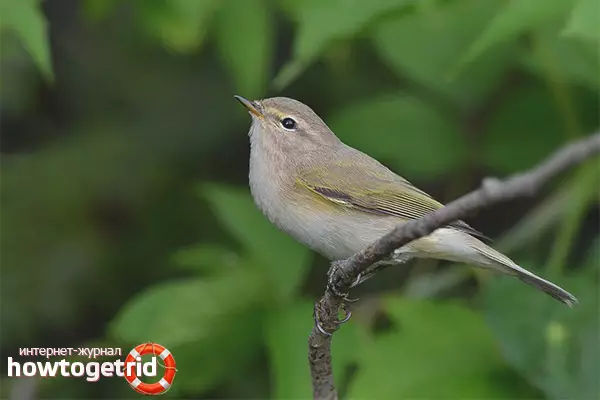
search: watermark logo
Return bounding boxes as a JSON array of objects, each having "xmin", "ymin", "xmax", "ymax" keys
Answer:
[
  {"xmin": 124, "ymin": 343, "xmax": 177, "ymax": 396},
  {"xmin": 7, "ymin": 343, "xmax": 177, "ymax": 396}
]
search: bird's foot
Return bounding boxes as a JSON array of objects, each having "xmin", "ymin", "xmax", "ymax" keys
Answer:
[
  {"xmin": 326, "ymin": 261, "xmax": 349, "ymax": 297},
  {"xmin": 327, "ymin": 261, "xmax": 361, "ymax": 302},
  {"xmin": 313, "ymin": 301, "xmax": 352, "ymax": 337},
  {"xmin": 350, "ymin": 262, "xmax": 389, "ymax": 287},
  {"xmin": 343, "ymin": 274, "xmax": 362, "ymax": 303},
  {"xmin": 350, "ymin": 256, "xmax": 412, "ymax": 287}
]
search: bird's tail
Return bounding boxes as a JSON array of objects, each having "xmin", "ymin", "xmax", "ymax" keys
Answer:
[{"xmin": 473, "ymin": 243, "xmax": 578, "ymax": 307}]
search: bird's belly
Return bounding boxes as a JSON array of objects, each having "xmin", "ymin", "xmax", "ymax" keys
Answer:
[
  {"xmin": 274, "ymin": 202, "xmax": 482, "ymax": 264},
  {"xmin": 277, "ymin": 205, "xmax": 397, "ymax": 261},
  {"xmin": 249, "ymin": 165, "xmax": 402, "ymax": 260}
]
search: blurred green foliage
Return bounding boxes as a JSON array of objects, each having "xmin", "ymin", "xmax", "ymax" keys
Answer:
[{"xmin": 1, "ymin": 0, "xmax": 598, "ymax": 399}]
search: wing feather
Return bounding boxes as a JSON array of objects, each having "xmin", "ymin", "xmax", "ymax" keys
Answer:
[{"xmin": 297, "ymin": 162, "xmax": 487, "ymax": 240}]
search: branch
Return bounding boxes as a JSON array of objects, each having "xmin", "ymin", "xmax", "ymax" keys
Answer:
[{"xmin": 308, "ymin": 132, "xmax": 600, "ymax": 400}]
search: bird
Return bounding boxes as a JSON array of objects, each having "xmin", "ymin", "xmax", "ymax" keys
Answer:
[{"xmin": 234, "ymin": 95, "xmax": 578, "ymax": 307}]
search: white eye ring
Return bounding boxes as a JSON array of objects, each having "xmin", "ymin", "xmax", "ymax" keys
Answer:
[{"xmin": 281, "ymin": 117, "xmax": 297, "ymax": 131}]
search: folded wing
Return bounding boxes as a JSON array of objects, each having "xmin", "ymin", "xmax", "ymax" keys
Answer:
[{"xmin": 297, "ymin": 161, "xmax": 486, "ymax": 240}]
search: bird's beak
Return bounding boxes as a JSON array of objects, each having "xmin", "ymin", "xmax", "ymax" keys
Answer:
[{"xmin": 234, "ymin": 95, "xmax": 264, "ymax": 119}]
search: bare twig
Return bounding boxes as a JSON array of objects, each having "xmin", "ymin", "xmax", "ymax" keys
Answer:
[{"xmin": 309, "ymin": 132, "xmax": 600, "ymax": 400}]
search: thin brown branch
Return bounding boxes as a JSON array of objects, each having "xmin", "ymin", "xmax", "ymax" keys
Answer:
[{"xmin": 309, "ymin": 132, "xmax": 600, "ymax": 400}]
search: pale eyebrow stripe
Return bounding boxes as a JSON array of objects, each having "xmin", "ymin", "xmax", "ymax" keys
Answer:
[{"xmin": 264, "ymin": 108, "xmax": 318, "ymax": 142}]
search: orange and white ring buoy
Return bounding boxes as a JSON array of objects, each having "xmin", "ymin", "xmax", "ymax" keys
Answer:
[{"xmin": 124, "ymin": 343, "xmax": 176, "ymax": 395}]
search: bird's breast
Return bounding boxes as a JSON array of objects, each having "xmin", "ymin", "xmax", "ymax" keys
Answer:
[{"xmin": 249, "ymin": 156, "xmax": 394, "ymax": 260}]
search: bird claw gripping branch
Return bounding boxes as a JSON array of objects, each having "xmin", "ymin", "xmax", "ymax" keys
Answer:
[
  {"xmin": 326, "ymin": 261, "xmax": 361, "ymax": 300},
  {"xmin": 311, "ymin": 262, "xmax": 360, "ymax": 336},
  {"xmin": 313, "ymin": 301, "xmax": 352, "ymax": 337}
]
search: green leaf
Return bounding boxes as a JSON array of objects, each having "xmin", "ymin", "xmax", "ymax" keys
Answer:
[
  {"xmin": 82, "ymin": 0, "xmax": 119, "ymax": 22},
  {"xmin": 273, "ymin": 0, "xmax": 414, "ymax": 89},
  {"xmin": 215, "ymin": 0, "xmax": 273, "ymax": 98},
  {"xmin": 166, "ymin": 310, "xmax": 263, "ymax": 396},
  {"xmin": 275, "ymin": 0, "xmax": 305, "ymax": 20},
  {"xmin": 482, "ymin": 86, "xmax": 565, "ymax": 173},
  {"xmin": 0, "ymin": 0, "xmax": 52, "ymax": 80},
  {"xmin": 521, "ymin": 30, "xmax": 599, "ymax": 91},
  {"xmin": 264, "ymin": 302, "xmax": 312, "ymax": 399},
  {"xmin": 459, "ymin": 0, "xmax": 574, "ymax": 68},
  {"xmin": 111, "ymin": 270, "xmax": 265, "ymax": 347},
  {"xmin": 546, "ymin": 162, "xmax": 599, "ymax": 275},
  {"xmin": 328, "ymin": 94, "xmax": 466, "ymax": 179},
  {"xmin": 484, "ymin": 267, "xmax": 599, "ymax": 399},
  {"xmin": 373, "ymin": 0, "xmax": 516, "ymax": 104},
  {"xmin": 202, "ymin": 185, "xmax": 311, "ymax": 303},
  {"xmin": 136, "ymin": 0, "xmax": 220, "ymax": 52},
  {"xmin": 497, "ymin": 158, "xmax": 599, "ymax": 253},
  {"xmin": 563, "ymin": 0, "xmax": 599, "ymax": 42},
  {"xmin": 265, "ymin": 301, "xmax": 359, "ymax": 399},
  {"xmin": 583, "ymin": 236, "xmax": 600, "ymax": 269},
  {"xmin": 0, "ymin": 34, "xmax": 40, "ymax": 115},
  {"xmin": 347, "ymin": 298, "xmax": 523, "ymax": 398},
  {"xmin": 497, "ymin": 183, "xmax": 571, "ymax": 253},
  {"xmin": 172, "ymin": 243, "xmax": 241, "ymax": 274}
]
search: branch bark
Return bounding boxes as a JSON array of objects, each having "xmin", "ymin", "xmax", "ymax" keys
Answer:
[{"xmin": 309, "ymin": 132, "xmax": 600, "ymax": 400}]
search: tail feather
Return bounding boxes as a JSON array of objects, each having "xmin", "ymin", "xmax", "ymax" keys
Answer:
[
  {"xmin": 473, "ymin": 244, "xmax": 578, "ymax": 307},
  {"xmin": 517, "ymin": 272, "xmax": 578, "ymax": 307}
]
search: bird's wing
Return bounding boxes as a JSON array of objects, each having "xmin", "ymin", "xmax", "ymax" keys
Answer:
[{"xmin": 297, "ymin": 161, "xmax": 487, "ymax": 240}]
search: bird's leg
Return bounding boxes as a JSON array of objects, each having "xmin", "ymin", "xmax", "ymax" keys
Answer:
[
  {"xmin": 324, "ymin": 261, "xmax": 358, "ymax": 324},
  {"xmin": 326, "ymin": 260, "xmax": 351, "ymax": 298},
  {"xmin": 326, "ymin": 262, "xmax": 360, "ymax": 302},
  {"xmin": 350, "ymin": 254, "xmax": 413, "ymax": 288},
  {"xmin": 313, "ymin": 303, "xmax": 333, "ymax": 336},
  {"xmin": 322, "ymin": 255, "xmax": 412, "ymax": 331},
  {"xmin": 349, "ymin": 261, "xmax": 389, "ymax": 287},
  {"xmin": 313, "ymin": 300, "xmax": 352, "ymax": 337}
]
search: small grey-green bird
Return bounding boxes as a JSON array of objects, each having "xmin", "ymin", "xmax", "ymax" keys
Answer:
[{"xmin": 234, "ymin": 95, "xmax": 577, "ymax": 307}]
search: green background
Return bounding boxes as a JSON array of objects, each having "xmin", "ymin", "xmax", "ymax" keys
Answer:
[{"xmin": 1, "ymin": 0, "xmax": 598, "ymax": 398}]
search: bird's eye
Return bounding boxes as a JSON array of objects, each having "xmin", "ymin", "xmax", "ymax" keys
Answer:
[{"xmin": 281, "ymin": 117, "xmax": 297, "ymax": 130}]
